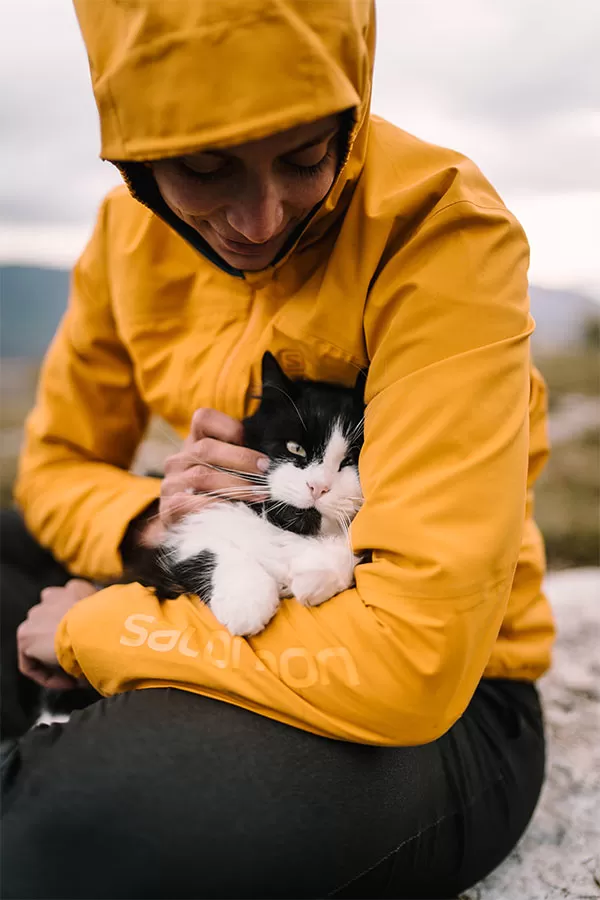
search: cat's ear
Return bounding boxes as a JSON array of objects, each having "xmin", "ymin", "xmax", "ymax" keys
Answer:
[
  {"xmin": 353, "ymin": 367, "xmax": 368, "ymax": 403},
  {"xmin": 261, "ymin": 351, "xmax": 295, "ymax": 396}
]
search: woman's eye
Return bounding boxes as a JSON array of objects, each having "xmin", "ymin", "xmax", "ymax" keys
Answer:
[
  {"xmin": 178, "ymin": 160, "xmax": 229, "ymax": 183},
  {"xmin": 286, "ymin": 441, "xmax": 307, "ymax": 458},
  {"xmin": 284, "ymin": 151, "xmax": 331, "ymax": 179}
]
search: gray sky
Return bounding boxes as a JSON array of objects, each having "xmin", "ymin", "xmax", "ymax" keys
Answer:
[{"xmin": 1, "ymin": 0, "xmax": 599, "ymax": 298}]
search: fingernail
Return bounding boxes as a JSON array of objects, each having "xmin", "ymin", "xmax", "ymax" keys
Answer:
[{"xmin": 257, "ymin": 457, "xmax": 270, "ymax": 472}]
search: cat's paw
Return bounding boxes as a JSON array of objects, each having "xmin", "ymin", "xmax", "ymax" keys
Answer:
[
  {"xmin": 289, "ymin": 543, "xmax": 359, "ymax": 608},
  {"xmin": 209, "ymin": 562, "xmax": 280, "ymax": 636}
]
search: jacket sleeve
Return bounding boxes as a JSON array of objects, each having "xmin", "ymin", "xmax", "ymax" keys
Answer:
[
  {"xmin": 55, "ymin": 200, "xmax": 532, "ymax": 745},
  {"xmin": 14, "ymin": 195, "xmax": 161, "ymax": 581}
]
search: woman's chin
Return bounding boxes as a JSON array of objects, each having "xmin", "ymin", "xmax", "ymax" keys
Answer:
[
  {"xmin": 206, "ymin": 228, "xmax": 288, "ymax": 271},
  {"xmin": 220, "ymin": 251, "xmax": 275, "ymax": 271}
]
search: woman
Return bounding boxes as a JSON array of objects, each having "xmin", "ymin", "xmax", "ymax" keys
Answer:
[{"xmin": 1, "ymin": 1, "xmax": 555, "ymax": 897}]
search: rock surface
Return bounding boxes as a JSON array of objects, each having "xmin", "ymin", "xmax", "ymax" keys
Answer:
[{"xmin": 462, "ymin": 568, "xmax": 600, "ymax": 900}]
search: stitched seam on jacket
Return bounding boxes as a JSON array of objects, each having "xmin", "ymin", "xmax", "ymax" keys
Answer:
[{"xmin": 326, "ymin": 768, "xmax": 506, "ymax": 897}]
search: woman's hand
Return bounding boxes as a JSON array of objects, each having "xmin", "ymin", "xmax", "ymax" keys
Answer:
[
  {"xmin": 17, "ymin": 579, "xmax": 97, "ymax": 689},
  {"xmin": 150, "ymin": 409, "xmax": 270, "ymax": 539}
]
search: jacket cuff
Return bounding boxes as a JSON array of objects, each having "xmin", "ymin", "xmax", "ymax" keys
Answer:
[
  {"xmin": 81, "ymin": 476, "xmax": 162, "ymax": 581},
  {"xmin": 55, "ymin": 613, "xmax": 82, "ymax": 679}
]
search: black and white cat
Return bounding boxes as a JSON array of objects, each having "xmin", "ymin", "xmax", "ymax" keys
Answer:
[{"xmin": 139, "ymin": 353, "xmax": 366, "ymax": 636}]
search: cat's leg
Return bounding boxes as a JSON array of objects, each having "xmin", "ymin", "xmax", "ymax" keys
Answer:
[
  {"xmin": 285, "ymin": 534, "xmax": 361, "ymax": 608},
  {"xmin": 208, "ymin": 550, "xmax": 280, "ymax": 637},
  {"xmin": 162, "ymin": 503, "xmax": 281, "ymax": 636}
]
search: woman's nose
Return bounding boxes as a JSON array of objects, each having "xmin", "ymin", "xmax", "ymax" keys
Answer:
[{"xmin": 225, "ymin": 180, "xmax": 285, "ymax": 244}]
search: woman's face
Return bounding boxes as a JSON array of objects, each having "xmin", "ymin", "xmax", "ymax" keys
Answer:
[{"xmin": 150, "ymin": 114, "xmax": 341, "ymax": 271}]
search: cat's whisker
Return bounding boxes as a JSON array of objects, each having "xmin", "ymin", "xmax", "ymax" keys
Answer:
[
  {"xmin": 333, "ymin": 509, "xmax": 347, "ymax": 528},
  {"xmin": 342, "ymin": 359, "xmax": 369, "ymax": 379},
  {"xmin": 144, "ymin": 507, "xmax": 178, "ymax": 527},
  {"xmin": 335, "ymin": 529, "xmax": 353, "ymax": 563},
  {"xmin": 346, "ymin": 415, "xmax": 365, "ymax": 442},
  {"xmin": 159, "ymin": 541, "xmax": 181, "ymax": 561},
  {"xmin": 198, "ymin": 487, "xmax": 269, "ymax": 499},
  {"xmin": 143, "ymin": 489, "xmax": 269, "ymax": 529},
  {"xmin": 184, "ymin": 493, "xmax": 268, "ymax": 506},
  {"xmin": 152, "ymin": 419, "xmax": 185, "ymax": 452},
  {"xmin": 199, "ymin": 462, "xmax": 270, "ymax": 484},
  {"xmin": 265, "ymin": 499, "xmax": 289, "ymax": 512},
  {"xmin": 265, "ymin": 501, "xmax": 308, "ymax": 522},
  {"xmin": 334, "ymin": 511, "xmax": 355, "ymax": 560},
  {"xmin": 291, "ymin": 510, "xmax": 309, "ymax": 529},
  {"xmin": 339, "ymin": 509, "xmax": 352, "ymax": 530}
]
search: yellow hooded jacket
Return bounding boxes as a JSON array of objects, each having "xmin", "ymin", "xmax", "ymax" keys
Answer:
[{"xmin": 15, "ymin": 0, "xmax": 555, "ymax": 745}]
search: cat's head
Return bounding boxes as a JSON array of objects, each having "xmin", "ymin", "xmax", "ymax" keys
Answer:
[{"xmin": 243, "ymin": 353, "xmax": 366, "ymax": 536}]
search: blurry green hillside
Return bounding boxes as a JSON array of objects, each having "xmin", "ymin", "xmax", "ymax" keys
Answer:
[{"xmin": 534, "ymin": 337, "xmax": 599, "ymax": 568}]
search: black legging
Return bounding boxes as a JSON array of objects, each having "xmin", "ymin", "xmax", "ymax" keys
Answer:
[{"xmin": 1, "ymin": 509, "xmax": 546, "ymax": 899}]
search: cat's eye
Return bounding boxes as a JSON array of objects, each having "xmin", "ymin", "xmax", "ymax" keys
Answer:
[
  {"xmin": 286, "ymin": 441, "xmax": 307, "ymax": 458},
  {"xmin": 339, "ymin": 456, "xmax": 354, "ymax": 469}
]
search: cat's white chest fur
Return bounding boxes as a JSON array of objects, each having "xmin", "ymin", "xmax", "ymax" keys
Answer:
[
  {"xmin": 164, "ymin": 503, "xmax": 360, "ymax": 636},
  {"xmin": 162, "ymin": 420, "xmax": 364, "ymax": 636}
]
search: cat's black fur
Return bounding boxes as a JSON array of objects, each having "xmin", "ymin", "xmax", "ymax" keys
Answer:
[{"xmin": 130, "ymin": 352, "xmax": 366, "ymax": 602}]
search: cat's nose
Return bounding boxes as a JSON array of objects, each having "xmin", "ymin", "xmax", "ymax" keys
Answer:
[{"xmin": 307, "ymin": 480, "xmax": 330, "ymax": 500}]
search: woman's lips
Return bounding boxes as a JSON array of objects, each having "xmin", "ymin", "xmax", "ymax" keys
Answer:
[{"xmin": 216, "ymin": 233, "xmax": 277, "ymax": 256}]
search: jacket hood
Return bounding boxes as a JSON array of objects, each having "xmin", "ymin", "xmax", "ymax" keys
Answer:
[{"xmin": 74, "ymin": 0, "xmax": 376, "ymax": 273}]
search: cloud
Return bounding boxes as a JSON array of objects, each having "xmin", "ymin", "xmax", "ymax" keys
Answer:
[
  {"xmin": 0, "ymin": 0, "xmax": 598, "ymax": 296},
  {"xmin": 0, "ymin": 222, "xmax": 95, "ymax": 269},
  {"xmin": 372, "ymin": 0, "xmax": 600, "ymax": 191},
  {"xmin": 502, "ymin": 191, "xmax": 600, "ymax": 298},
  {"xmin": 374, "ymin": 0, "xmax": 600, "ymax": 124},
  {"xmin": 0, "ymin": 1, "xmax": 120, "ymax": 225}
]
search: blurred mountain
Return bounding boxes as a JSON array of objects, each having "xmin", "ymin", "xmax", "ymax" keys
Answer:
[
  {"xmin": 1, "ymin": 264, "xmax": 599, "ymax": 358},
  {"xmin": 529, "ymin": 285, "xmax": 600, "ymax": 349},
  {"xmin": 1, "ymin": 266, "xmax": 69, "ymax": 357}
]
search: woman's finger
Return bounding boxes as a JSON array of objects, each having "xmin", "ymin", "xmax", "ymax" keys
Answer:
[
  {"xmin": 165, "ymin": 442, "xmax": 268, "ymax": 479},
  {"xmin": 161, "ymin": 469, "xmax": 210, "ymax": 497},
  {"xmin": 40, "ymin": 580, "xmax": 96, "ymax": 606},
  {"xmin": 186, "ymin": 437, "xmax": 269, "ymax": 477},
  {"xmin": 162, "ymin": 465, "xmax": 268, "ymax": 499},
  {"xmin": 17, "ymin": 649, "xmax": 76, "ymax": 690},
  {"xmin": 159, "ymin": 409, "xmax": 269, "ymax": 528},
  {"xmin": 188, "ymin": 408, "xmax": 245, "ymax": 445},
  {"xmin": 40, "ymin": 669, "xmax": 79, "ymax": 691},
  {"xmin": 65, "ymin": 579, "xmax": 97, "ymax": 601}
]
